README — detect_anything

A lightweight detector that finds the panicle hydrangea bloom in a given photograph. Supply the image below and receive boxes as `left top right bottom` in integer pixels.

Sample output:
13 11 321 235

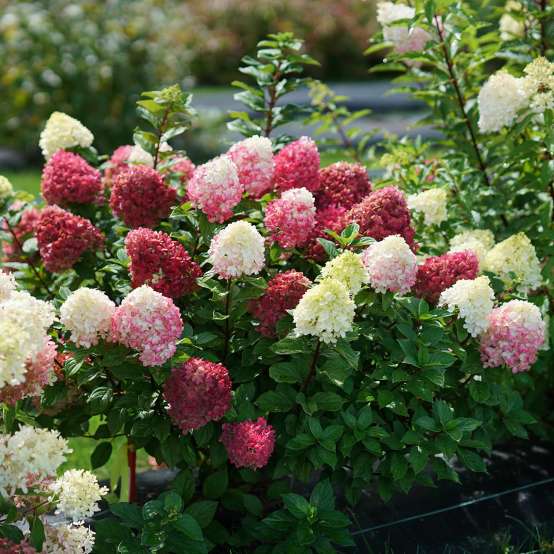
164 357 232 433
273 137 320 193
480 300 545 373
522 57 554 113
0 338 57 405
449 229 495 267
0 175 14 201
0 426 70 496
0 320 32 388
362 235 417 294
293 279 355 344
500 1 525 40
319 251 368 296
407 188 448 226
220 417 275 469
105 144 133 182
377 1 431 54
127 144 154 167
316 162 371 209
248 270 311 337
347 186 416 250
168 155 196 184
439 276 495 337
36 206 104 272
125 228 202 298
208 221 265 279
228 135 274 198
111 285 183 367
0 269 16 302
484 232 541 292
1 206 41 262
264 187 316 248
414 250 479 304
187 156 243 223
50 469 108 521
305 205 349 261
478 72 527 133
110 166 177 228
42 523 95 554
41 151 103 206
39 112 94 160
60 288 116 347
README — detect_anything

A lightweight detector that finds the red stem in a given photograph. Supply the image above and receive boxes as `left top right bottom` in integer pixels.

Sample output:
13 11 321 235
127 441 137 503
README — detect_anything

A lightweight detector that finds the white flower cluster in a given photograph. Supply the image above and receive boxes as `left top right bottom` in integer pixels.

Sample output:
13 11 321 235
0 426 71 496
319 251 368 296
377 2 431 54
208 221 265 279
439 276 495 337
43 522 96 554
0 175 13 202
362 235 417 294
522 57 554 114
408 188 448 226
449 229 495 267
127 144 154 167
484 232 542 292
0 287 55 387
499 1 525 41
0 269 16 302
478 71 527 133
39 111 94 160
60 288 116 347
293 279 355 344
51 469 109 521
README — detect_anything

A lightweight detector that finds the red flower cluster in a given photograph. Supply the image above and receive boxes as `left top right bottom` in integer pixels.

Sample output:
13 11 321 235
316 162 372 209
220 417 276 469
273 137 320 193
36 206 104 272
41 150 103 205
305 205 349 261
413 250 479 303
164 357 232 433
125 228 202 298
249 270 311 337
110 166 177 228
104 144 132 185
347 186 416 250
1 205 40 262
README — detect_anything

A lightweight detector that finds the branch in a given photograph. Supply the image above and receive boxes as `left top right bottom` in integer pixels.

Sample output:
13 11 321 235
300 339 321 392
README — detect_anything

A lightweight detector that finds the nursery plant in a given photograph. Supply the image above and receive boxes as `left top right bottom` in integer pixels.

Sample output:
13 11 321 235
0 2 552 552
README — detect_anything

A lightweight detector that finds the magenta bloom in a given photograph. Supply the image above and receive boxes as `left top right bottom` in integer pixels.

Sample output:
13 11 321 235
105 144 133 184
480 300 545 373
36 206 104 272
249 270 311 337
316 162 371 209
1 206 40 262
41 150 103 206
187 156 243 223
413 250 479 304
305 205 349 261
125 228 202 299
347 186 416 250
110 166 177 228
264 188 316 248
111 285 183 367
220 417 276 469
164 357 232 433
273 137 320 193
169 155 196 184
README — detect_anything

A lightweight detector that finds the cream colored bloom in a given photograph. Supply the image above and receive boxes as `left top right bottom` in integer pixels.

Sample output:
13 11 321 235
500 1 525 41
127 144 154 167
522 57 554 114
320 251 368 296
0 269 16 302
39 112 94 160
408 188 448 226
0 175 13 202
43 523 96 554
449 229 495 267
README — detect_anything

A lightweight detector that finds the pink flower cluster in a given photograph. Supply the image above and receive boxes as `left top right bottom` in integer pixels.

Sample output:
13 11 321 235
125 228 202 298
305 205 349 261
0 538 36 554
480 300 545 373
347 186 416 250
110 166 177 228
273 137 320 193
1 205 40 262
413 250 479 304
316 162 372 209
187 156 243 223
264 188 316 248
220 417 275 469
0 338 57 405
41 151 103 206
111 285 183 367
228 136 274 198
249 270 311 337
168 155 195 184
36 206 104 272
164 357 232 433
104 144 132 185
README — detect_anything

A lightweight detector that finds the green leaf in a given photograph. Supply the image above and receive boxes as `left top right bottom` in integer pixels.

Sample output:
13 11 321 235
282 493 310 519
111 502 144 527
312 392 345 412
269 362 305 384
457 448 486 473
415 416 440 432
173 513 204 542
185 501 218 528
408 447 428 474
287 433 316 451
256 390 294 412
433 400 453 427
203 469 228 499
310 479 335 511
91 442 112 469
242 494 263 516
29 516 44 551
